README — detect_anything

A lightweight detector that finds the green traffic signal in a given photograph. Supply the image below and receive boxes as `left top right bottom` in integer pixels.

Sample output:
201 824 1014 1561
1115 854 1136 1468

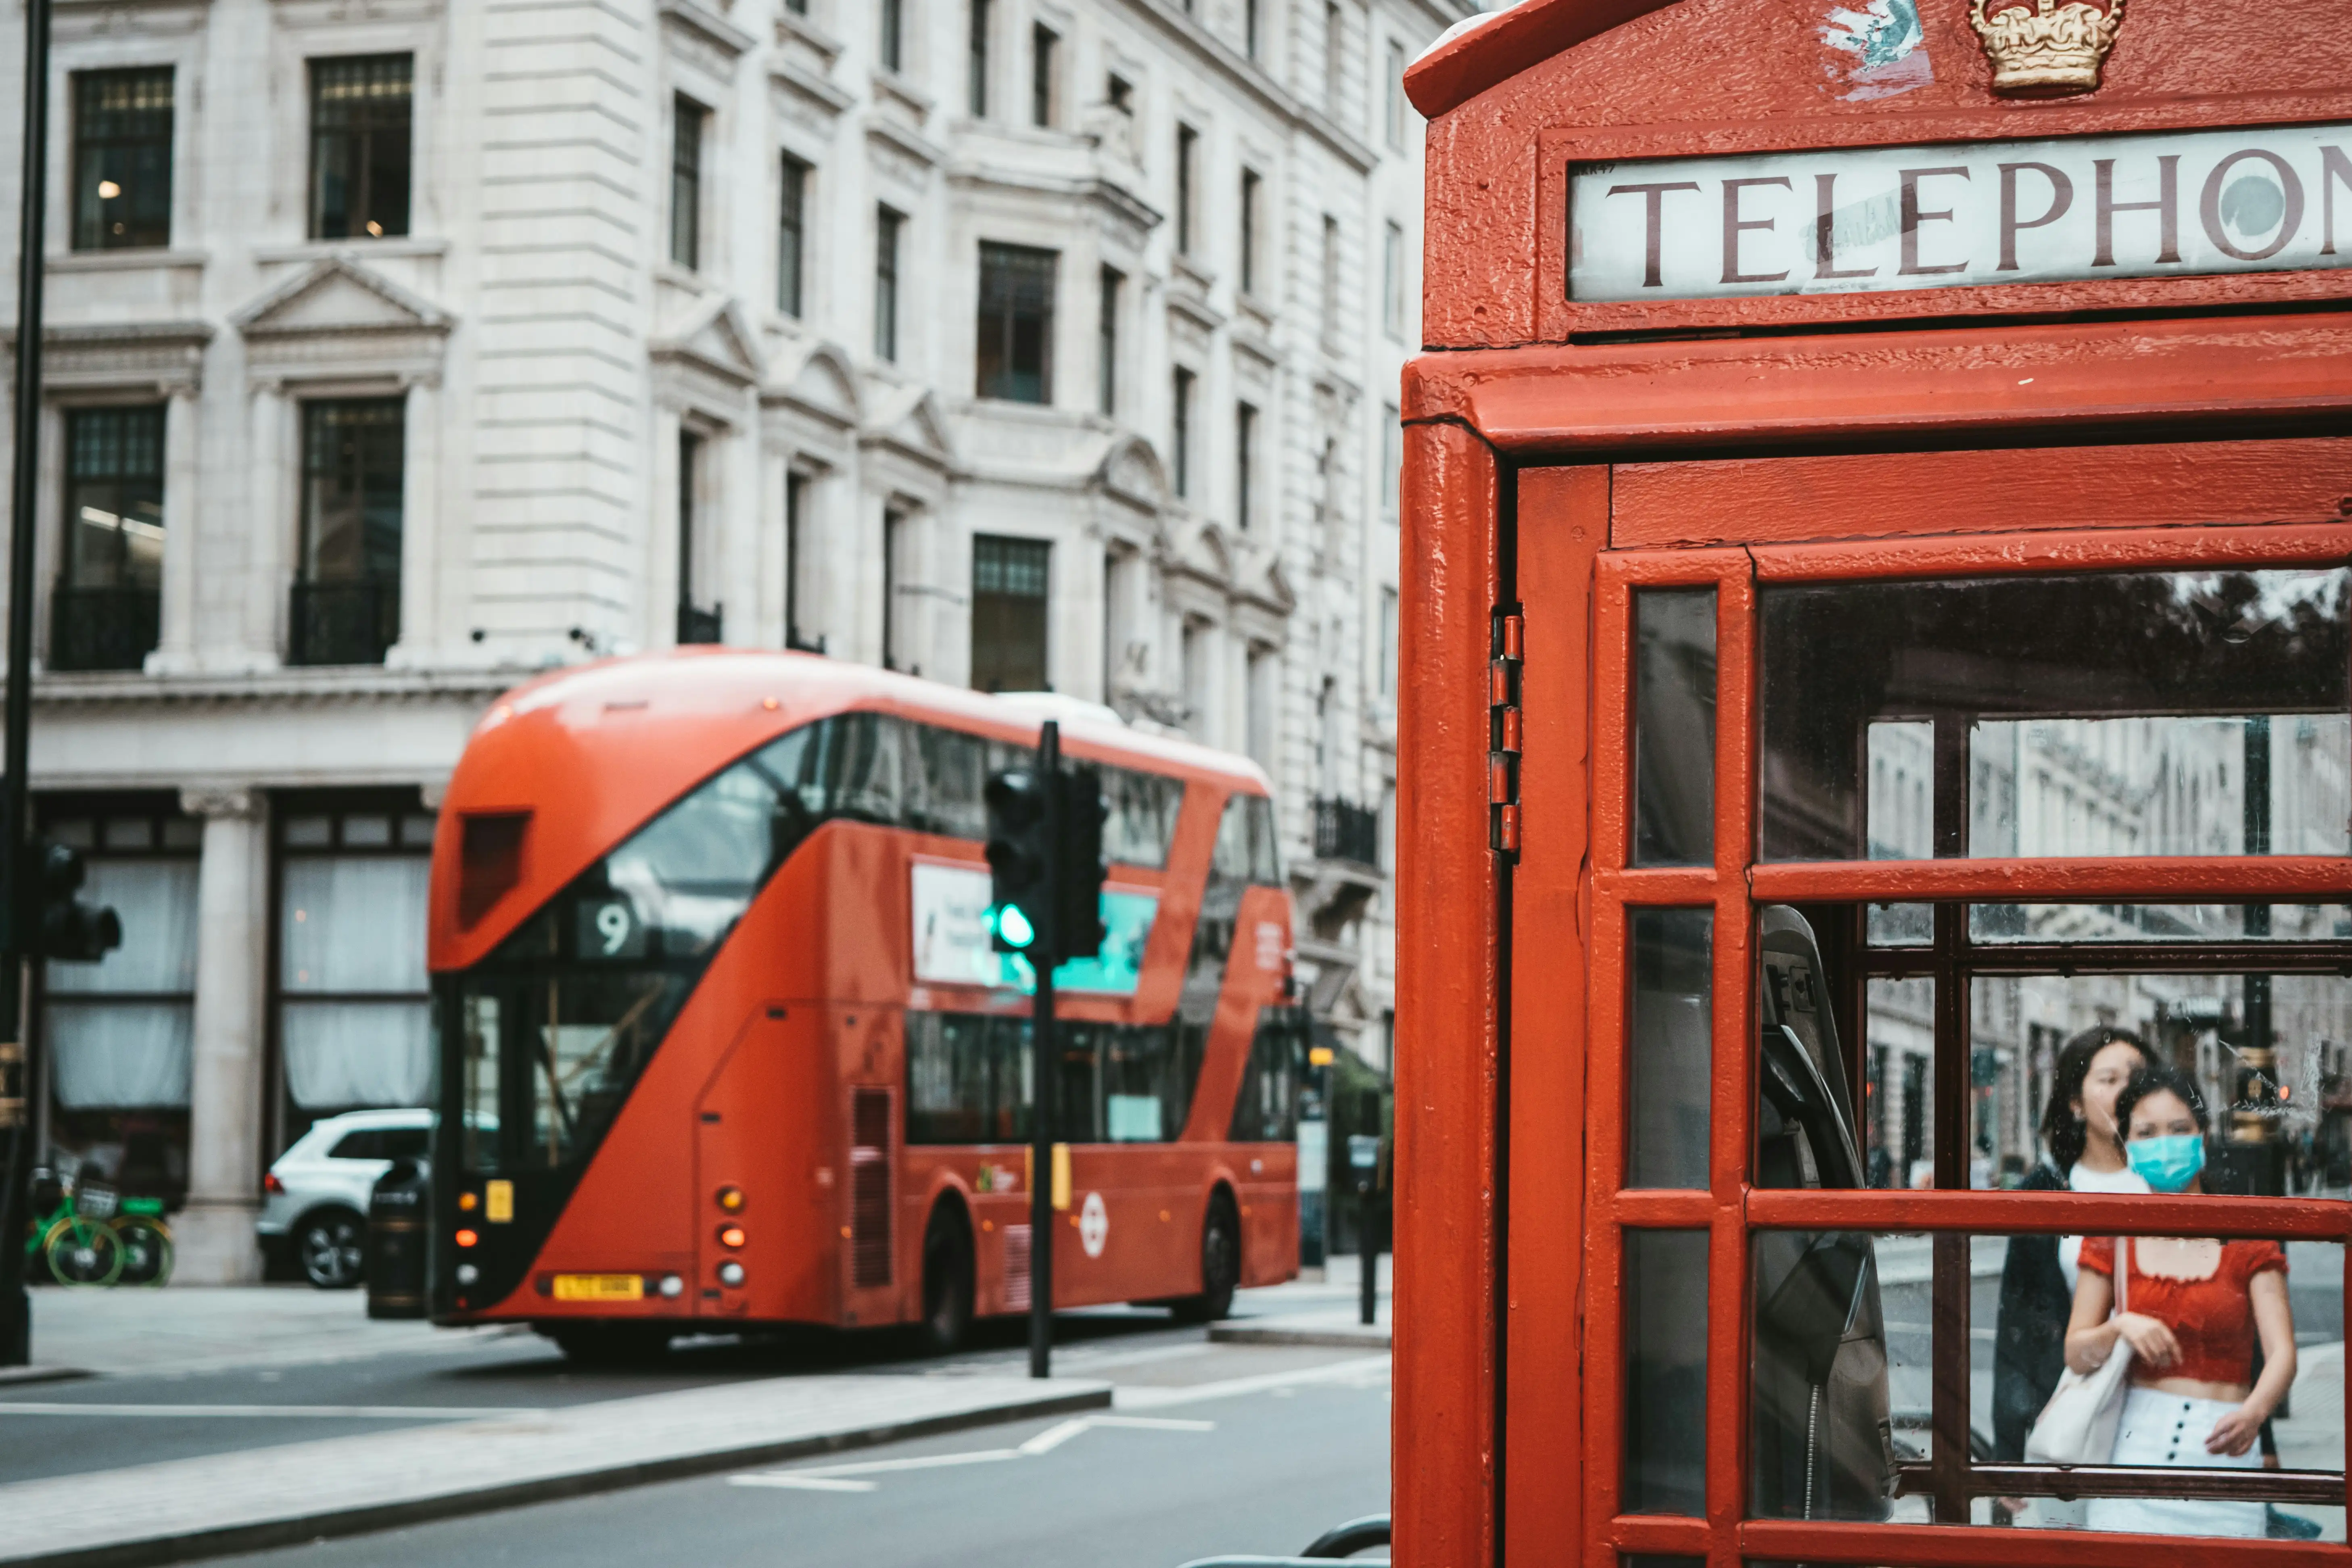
994 901 1036 951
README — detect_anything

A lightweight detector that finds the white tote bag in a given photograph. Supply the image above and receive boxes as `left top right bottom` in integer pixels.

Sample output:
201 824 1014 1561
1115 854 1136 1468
2024 1237 2133 1466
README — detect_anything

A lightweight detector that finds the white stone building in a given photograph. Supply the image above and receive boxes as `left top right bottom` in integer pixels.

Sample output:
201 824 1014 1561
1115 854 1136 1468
0 0 1465 1280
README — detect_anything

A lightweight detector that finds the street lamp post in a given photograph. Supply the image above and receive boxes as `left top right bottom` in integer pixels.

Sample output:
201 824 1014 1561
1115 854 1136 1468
0 0 54 1366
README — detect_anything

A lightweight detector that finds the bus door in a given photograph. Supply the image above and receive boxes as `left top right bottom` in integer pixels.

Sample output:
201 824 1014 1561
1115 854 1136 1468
1502 465 2352 1567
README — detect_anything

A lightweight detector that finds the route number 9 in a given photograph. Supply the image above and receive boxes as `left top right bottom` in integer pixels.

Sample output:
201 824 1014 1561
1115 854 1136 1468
595 903 633 954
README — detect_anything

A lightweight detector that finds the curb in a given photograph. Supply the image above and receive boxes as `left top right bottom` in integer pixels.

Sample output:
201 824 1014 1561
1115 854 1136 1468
0 1367 95 1388
0 1382 1111 1568
1209 1322 1391 1349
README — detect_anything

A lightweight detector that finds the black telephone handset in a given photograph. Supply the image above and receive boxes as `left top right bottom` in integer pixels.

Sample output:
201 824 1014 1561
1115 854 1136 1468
1751 905 1895 1522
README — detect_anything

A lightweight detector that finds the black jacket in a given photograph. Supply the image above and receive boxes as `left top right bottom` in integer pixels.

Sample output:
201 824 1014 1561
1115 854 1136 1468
1991 1162 2070 1461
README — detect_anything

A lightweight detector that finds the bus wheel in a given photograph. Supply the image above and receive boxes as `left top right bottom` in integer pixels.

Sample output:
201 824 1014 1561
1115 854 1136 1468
549 1324 673 1365
1174 1192 1240 1324
920 1206 974 1355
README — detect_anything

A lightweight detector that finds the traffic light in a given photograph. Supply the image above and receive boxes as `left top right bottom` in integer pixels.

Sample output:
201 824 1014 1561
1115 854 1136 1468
37 842 121 963
983 768 1049 955
1053 766 1107 961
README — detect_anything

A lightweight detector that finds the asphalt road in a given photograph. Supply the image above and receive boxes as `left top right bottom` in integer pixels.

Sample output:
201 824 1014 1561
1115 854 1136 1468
199 1352 1392 1568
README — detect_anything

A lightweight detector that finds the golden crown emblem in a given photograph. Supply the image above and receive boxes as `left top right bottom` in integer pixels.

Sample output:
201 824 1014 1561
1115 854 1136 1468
1967 0 2126 96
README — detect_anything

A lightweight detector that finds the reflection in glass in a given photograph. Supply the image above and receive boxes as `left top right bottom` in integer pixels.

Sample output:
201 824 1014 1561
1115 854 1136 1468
1863 977 1934 1190
1633 589 1716 866
1970 903 2352 944
1867 719 1933 859
1629 908 1711 1189
1751 1228 1895 1521
1866 902 1933 946
1760 568 2349 862
1625 1228 1708 1516
1964 974 2352 1194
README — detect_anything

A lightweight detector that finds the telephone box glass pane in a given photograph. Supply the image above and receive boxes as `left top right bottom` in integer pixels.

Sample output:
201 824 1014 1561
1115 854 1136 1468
1625 1227 1708 1515
1965 973 2352 1194
1759 568 2349 862
1970 902 2352 943
1863 977 1935 1191
1757 1230 2342 1535
1634 588 1716 866
1630 908 1712 1189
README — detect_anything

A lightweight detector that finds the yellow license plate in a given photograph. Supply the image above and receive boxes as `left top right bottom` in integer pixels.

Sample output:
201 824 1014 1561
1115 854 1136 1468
551 1273 644 1302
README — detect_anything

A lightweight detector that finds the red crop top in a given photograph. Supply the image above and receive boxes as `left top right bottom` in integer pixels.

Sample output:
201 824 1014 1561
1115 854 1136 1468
2079 1236 2287 1388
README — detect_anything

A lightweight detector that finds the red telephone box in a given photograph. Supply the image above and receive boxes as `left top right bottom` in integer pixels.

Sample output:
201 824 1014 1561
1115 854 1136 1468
1394 2 2352 1564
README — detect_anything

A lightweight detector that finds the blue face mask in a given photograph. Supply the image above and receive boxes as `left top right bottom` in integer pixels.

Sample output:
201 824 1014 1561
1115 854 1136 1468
2127 1132 2206 1194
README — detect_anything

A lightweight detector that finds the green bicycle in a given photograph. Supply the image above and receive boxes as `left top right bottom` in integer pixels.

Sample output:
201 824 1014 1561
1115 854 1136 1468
22 1171 174 1288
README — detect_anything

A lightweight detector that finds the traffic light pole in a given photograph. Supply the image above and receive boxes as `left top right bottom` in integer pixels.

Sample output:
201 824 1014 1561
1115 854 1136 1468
1027 720 1057 1381
0 0 53 1368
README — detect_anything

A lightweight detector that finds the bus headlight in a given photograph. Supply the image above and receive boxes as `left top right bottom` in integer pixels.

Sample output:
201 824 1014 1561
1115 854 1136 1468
658 1274 683 1298
717 1260 746 1288
455 1263 479 1286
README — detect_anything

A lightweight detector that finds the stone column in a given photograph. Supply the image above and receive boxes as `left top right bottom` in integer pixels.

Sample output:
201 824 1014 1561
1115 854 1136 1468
175 787 270 1284
240 381 288 668
147 383 202 674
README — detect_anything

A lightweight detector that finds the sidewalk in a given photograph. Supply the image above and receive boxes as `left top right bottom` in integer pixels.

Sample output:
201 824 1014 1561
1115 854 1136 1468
1213 1255 1391 1349
21 1284 522 1379
0 1372 1110 1568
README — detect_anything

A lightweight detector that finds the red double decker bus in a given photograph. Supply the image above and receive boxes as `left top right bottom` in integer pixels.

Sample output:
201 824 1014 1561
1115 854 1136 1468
425 651 1303 1358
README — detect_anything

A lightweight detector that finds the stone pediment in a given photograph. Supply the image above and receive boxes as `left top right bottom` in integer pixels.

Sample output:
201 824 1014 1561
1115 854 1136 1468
1252 555 1298 615
651 294 764 389
766 340 860 428
862 384 953 468
232 254 452 341
1093 434 1168 510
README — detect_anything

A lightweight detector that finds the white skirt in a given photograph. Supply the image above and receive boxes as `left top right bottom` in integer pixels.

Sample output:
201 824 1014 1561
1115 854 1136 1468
2084 1386 2265 1539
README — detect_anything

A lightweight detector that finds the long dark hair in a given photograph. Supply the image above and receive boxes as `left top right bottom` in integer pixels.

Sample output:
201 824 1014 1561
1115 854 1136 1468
2041 1025 2151 1171
2115 1061 2210 1138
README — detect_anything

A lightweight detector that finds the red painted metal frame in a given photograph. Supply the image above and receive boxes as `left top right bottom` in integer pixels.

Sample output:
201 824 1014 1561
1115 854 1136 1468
1566 524 2352 1568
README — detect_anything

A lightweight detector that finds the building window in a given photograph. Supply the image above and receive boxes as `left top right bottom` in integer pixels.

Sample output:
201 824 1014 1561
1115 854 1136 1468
1384 219 1406 339
53 405 165 673
881 0 905 72
1321 213 1341 342
969 0 991 117
782 0 807 13
1325 2 1346 114
1379 586 1399 698
1381 401 1402 517
72 69 173 251
292 399 404 667
882 507 911 673
37 797 203 1211
1385 39 1407 149
875 206 904 361
1235 402 1257 532
274 796 439 1160
971 535 1051 693
1239 169 1261 295
779 155 808 317
1107 73 1133 114
1032 25 1058 128
310 55 412 240
1098 266 1122 416
1245 0 1262 60
977 242 1056 405
1181 620 1209 738
670 96 704 270
785 471 810 651
1175 124 1198 256
677 429 719 645
1172 367 1195 499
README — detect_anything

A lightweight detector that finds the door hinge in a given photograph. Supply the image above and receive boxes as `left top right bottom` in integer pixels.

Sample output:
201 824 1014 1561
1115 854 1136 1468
1489 608 1523 856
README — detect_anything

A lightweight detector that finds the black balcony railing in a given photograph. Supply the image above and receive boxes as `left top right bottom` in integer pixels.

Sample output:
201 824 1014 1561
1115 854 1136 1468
1313 796 1381 868
677 601 723 645
289 578 401 666
49 584 161 673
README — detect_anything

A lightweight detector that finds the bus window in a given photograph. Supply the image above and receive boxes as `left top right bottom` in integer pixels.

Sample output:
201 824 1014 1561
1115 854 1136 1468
1214 792 1282 884
1102 767 1183 869
1102 1023 1187 1141
905 1012 1030 1144
1230 1006 1308 1142
1758 567 2349 862
903 724 993 839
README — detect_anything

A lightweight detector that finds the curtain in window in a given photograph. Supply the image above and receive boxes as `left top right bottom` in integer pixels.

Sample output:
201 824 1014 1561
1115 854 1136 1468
282 999 432 1108
45 860 200 1108
280 856 431 1108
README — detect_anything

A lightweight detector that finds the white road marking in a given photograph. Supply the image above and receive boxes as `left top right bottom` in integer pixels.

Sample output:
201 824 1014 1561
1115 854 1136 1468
1111 1354 1391 1411
730 1413 1216 1490
0 1402 545 1420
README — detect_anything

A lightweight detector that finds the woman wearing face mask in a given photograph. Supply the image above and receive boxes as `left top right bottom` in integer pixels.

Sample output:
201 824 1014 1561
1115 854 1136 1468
1991 1026 2152 1468
2066 1063 2296 1538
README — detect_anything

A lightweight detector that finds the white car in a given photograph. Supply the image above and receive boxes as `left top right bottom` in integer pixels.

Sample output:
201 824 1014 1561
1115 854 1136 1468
259 1109 432 1289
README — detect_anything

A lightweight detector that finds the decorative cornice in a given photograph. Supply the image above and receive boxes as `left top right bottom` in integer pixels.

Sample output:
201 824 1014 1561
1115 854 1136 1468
179 787 266 822
658 0 756 58
33 666 518 711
